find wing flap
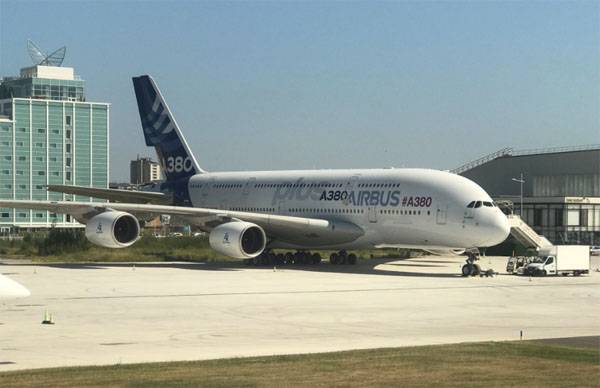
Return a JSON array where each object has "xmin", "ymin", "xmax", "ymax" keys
[{"xmin": 47, "ymin": 185, "xmax": 171, "ymax": 204}]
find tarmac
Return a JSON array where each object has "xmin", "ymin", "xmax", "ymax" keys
[{"xmin": 1, "ymin": 254, "xmax": 599, "ymax": 371}]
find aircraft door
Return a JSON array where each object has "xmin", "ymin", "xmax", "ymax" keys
[
  {"xmin": 243, "ymin": 177, "xmax": 256, "ymax": 196},
  {"xmin": 343, "ymin": 175, "xmax": 359, "ymax": 206},
  {"xmin": 201, "ymin": 178, "xmax": 215, "ymax": 198},
  {"xmin": 368, "ymin": 206, "xmax": 378, "ymax": 223},
  {"xmin": 436, "ymin": 203, "xmax": 448, "ymax": 225}
]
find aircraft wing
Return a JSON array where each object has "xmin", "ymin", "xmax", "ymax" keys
[
  {"xmin": 0, "ymin": 200, "xmax": 364, "ymax": 246},
  {"xmin": 47, "ymin": 185, "xmax": 171, "ymax": 204},
  {"xmin": 0, "ymin": 274, "xmax": 30, "ymax": 299}
]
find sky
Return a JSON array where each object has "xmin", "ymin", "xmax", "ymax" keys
[{"xmin": 0, "ymin": 1, "xmax": 598, "ymax": 182}]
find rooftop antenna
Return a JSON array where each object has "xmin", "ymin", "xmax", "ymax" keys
[{"xmin": 27, "ymin": 39, "xmax": 66, "ymax": 66}]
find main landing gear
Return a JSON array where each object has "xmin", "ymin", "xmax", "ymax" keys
[
  {"xmin": 329, "ymin": 250, "xmax": 357, "ymax": 265},
  {"xmin": 244, "ymin": 250, "xmax": 358, "ymax": 266}
]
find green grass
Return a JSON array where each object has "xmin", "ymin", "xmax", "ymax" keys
[
  {"xmin": 0, "ymin": 233, "xmax": 410, "ymax": 263},
  {"xmin": 1, "ymin": 341, "xmax": 598, "ymax": 387}
]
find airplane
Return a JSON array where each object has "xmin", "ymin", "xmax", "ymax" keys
[
  {"xmin": 0, "ymin": 75, "xmax": 510, "ymax": 271},
  {"xmin": 0, "ymin": 274, "xmax": 30, "ymax": 299}
]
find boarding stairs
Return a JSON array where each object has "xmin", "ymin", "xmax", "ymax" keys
[{"xmin": 507, "ymin": 215, "xmax": 553, "ymax": 249}]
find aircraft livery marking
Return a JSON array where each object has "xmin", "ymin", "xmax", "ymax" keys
[{"xmin": 263, "ymin": 178, "xmax": 435, "ymax": 207}]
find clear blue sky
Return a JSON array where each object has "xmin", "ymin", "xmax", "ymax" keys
[{"xmin": 1, "ymin": 1, "xmax": 598, "ymax": 181}]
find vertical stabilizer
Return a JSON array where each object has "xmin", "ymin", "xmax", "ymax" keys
[{"xmin": 132, "ymin": 75, "xmax": 204, "ymax": 181}]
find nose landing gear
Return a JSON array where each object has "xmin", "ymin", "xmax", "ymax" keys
[
  {"xmin": 461, "ymin": 249, "xmax": 495, "ymax": 277},
  {"xmin": 461, "ymin": 249, "xmax": 482, "ymax": 276}
]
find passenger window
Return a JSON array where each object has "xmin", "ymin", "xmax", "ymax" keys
[
  {"xmin": 467, "ymin": 201, "xmax": 475, "ymax": 208},
  {"xmin": 474, "ymin": 201, "xmax": 482, "ymax": 208}
]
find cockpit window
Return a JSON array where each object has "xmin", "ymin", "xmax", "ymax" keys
[
  {"xmin": 467, "ymin": 201, "xmax": 475, "ymax": 208},
  {"xmin": 483, "ymin": 201, "xmax": 493, "ymax": 207},
  {"xmin": 474, "ymin": 201, "xmax": 482, "ymax": 208}
]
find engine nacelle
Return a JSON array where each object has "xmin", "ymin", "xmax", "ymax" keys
[
  {"xmin": 209, "ymin": 222, "xmax": 266, "ymax": 259},
  {"xmin": 85, "ymin": 211, "xmax": 140, "ymax": 248}
]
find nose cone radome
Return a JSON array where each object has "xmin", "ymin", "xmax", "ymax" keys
[
  {"xmin": 482, "ymin": 212, "xmax": 511, "ymax": 247},
  {"xmin": 0, "ymin": 274, "xmax": 30, "ymax": 299}
]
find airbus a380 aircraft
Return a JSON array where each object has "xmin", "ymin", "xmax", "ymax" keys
[{"xmin": 0, "ymin": 75, "xmax": 510, "ymax": 267}]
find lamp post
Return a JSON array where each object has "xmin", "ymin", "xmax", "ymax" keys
[{"xmin": 511, "ymin": 173, "xmax": 525, "ymax": 217}]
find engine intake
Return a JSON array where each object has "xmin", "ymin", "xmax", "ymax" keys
[
  {"xmin": 209, "ymin": 222, "xmax": 266, "ymax": 259},
  {"xmin": 85, "ymin": 211, "xmax": 140, "ymax": 248}
]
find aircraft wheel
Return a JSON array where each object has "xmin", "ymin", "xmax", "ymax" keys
[
  {"xmin": 338, "ymin": 254, "xmax": 347, "ymax": 265},
  {"xmin": 347, "ymin": 253, "xmax": 357, "ymax": 265},
  {"xmin": 312, "ymin": 253, "xmax": 322, "ymax": 265},
  {"xmin": 284, "ymin": 252, "xmax": 294, "ymax": 265},
  {"xmin": 295, "ymin": 252, "xmax": 305, "ymax": 265},
  {"xmin": 330, "ymin": 253, "xmax": 339, "ymax": 265},
  {"xmin": 276, "ymin": 253, "xmax": 285, "ymax": 265},
  {"xmin": 471, "ymin": 264, "xmax": 481, "ymax": 276},
  {"xmin": 461, "ymin": 264, "xmax": 472, "ymax": 277}
]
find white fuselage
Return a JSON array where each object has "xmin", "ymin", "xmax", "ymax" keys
[{"xmin": 183, "ymin": 168, "xmax": 510, "ymax": 250}]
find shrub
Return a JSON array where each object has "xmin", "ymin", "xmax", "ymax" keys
[{"xmin": 36, "ymin": 228, "xmax": 91, "ymax": 256}]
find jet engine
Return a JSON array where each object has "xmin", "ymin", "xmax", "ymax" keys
[
  {"xmin": 85, "ymin": 211, "xmax": 141, "ymax": 248},
  {"xmin": 209, "ymin": 222, "xmax": 266, "ymax": 259}
]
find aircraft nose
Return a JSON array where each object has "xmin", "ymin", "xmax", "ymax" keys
[{"xmin": 487, "ymin": 212, "xmax": 511, "ymax": 246}]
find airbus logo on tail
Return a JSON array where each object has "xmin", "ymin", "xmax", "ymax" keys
[{"xmin": 144, "ymin": 96, "xmax": 175, "ymax": 135}]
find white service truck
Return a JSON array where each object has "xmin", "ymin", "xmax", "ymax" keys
[{"xmin": 525, "ymin": 245, "xmax": 590, "ymax": 277}]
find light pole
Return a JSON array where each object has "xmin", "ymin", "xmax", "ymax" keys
[{"xmin": 511, "ymin": 173, "xmax": 525, "ymax": 217}]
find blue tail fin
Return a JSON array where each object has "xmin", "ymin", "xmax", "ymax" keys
[{"xmin": 132, "ymin": 75, "xmax": 204, "ymax": 181}]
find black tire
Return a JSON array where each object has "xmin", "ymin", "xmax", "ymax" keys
[
  {"xmin": 284, "ymin": 252, "xmax": 294, "ymax": 265},
  {"xmin": 538, "ymin": 269, "xmax": 547, "ymax": 277},
  {"xmin": 462, "ymin": 264, "xmax": 472, "ymax": 277},
  {"xmin": 312, "ymin": 253, "xmax": 322, "ymax": 265},
  {"xmin": 471, "ymin": 264, "xmax": 481, "ymax": 276},
  {"xmin": 299, "ymin": 252, "xmax": 309, "ymax": 265},
  {"xmin": 276, "ymin": 253, "xmax": 285, "ymax": 265},
  {"xmin": 338, "ymin": 255, "xmax": 347, "ymax": 265},
  {"xmin": 347, "ymin": 253, "xmax": 357, "ymax": 265},
  {"xmin": 330, "ymin": 253, "xmax": 339, "ymax": 265}
]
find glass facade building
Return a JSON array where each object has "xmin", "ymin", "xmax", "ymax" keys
[{"xmin": 0, "ymin": 65, "xmax": 109, "ymax": 230}]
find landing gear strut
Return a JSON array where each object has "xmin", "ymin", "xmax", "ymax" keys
[{"xmin": 461, "ymin": 249, "xmax": 482, "ymax": 277}]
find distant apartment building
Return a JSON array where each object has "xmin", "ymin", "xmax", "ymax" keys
[
  {"xmin": 0, "ymin": 54, "xmax": 109, "ymax": 229},
  {"xmin": 130, "ymin": 156, "xmax": 162, "ymax": 185}
]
